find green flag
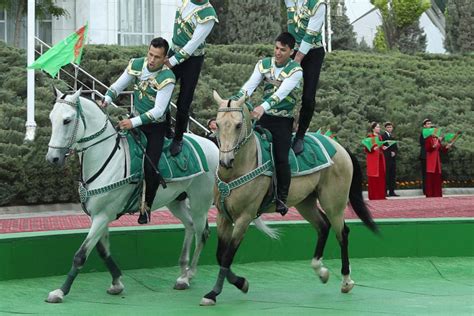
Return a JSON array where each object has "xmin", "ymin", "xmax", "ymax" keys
[
  {"xmin": 422, "ymin": 127, "xmax": 441, "ymax": 139},
  {"xmin": 444, "ymin": 131, "xmax": 462, "ymax": 143},
  {"xmin": 362, "ymin": 137, "xmax": 381, "ymax": 151},
  {"xmin": 382, "ymin": 140, "xmax": 397, "ymax": 148},
  {"xmin": 28, "ymin": 24, "xmax": 88, "ymax": 77}
]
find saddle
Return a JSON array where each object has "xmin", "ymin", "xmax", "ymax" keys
[
  {"xmin": 116, "ymin": 131, "xmax": 209, "ymax": 217},
  {"xmin": 254, "ymin": 128, "xmax": 337, "ymax": 214},
  {"xmin": 255, "ymin": 129, "xmax": 337, "ymax": 177}
]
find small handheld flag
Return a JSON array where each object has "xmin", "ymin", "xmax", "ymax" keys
[
  {"xmin": 422, "ymin": 127, "xmax": 441, "ymax": 139},
  {"xmin": 362, "ymin": 137, "xmax": 383, "ymax": 151},
  {"xmin": 444, "ymin": 131, "xmax": 462, "ymax": 144}
]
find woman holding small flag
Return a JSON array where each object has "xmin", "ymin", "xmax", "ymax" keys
[
  {"xmin": 363, "ymin": 122, "xmax": 386, "ymax": 200},
  {"xmin": 422, "ymin": 124, "xmax": 454, "ymax": 197}
]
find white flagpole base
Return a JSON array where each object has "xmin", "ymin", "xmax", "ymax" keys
[{"xmin": 24, "ymin": 122, "xmax": 37, "ymax": 142}]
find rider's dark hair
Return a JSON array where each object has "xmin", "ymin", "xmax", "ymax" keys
[
  {"xmin": 368, "ymin": 121, "xmax": 379, "ymax": 133},
  {"xmin": 275, "ymin": 32, "xmax": 296, "ymax": 50},
  {"xmin": 149, "ymin": 37, "xmax": 169, "ymax": 54}
]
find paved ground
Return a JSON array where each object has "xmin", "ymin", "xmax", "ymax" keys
[
  {"xmin": 0, "ymin": 257, "xmax": 472, "ymax": 315},
  {"xmin": 0, "ymin": 195, "xmax": 472, "ymax": 234}
]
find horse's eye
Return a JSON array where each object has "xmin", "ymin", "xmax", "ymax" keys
[
  {"xmin": 236, "ymin": 123, "xmax": 242, "ymax": 129},
  {"xmin": 63, "ymin": 119, "xmax": 72, "ymax": 125}
]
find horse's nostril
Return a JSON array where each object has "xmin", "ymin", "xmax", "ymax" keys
[{"xmin": 53, "ymin": 157, "xmax": 59, "ymax": 163}]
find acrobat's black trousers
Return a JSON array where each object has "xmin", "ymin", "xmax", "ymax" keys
[
  {"xmin": 295, "ymin": 47, "xmax": 325, "ymax": 139},
  {"xmin": 257, "ymin": 114, "xmax": 294, "ymax": 201},
  {"xmin": 170, "ymin": 55, "xmax": 205, "ymax": 141},
  {"xmin": 139, "ymin": 122, "xmax": 167, "ymax": 206}
]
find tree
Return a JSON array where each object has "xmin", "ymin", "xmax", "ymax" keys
[
  {"xmin": 398, "ymin": 22, "xmax": 427, "ymax": 54},
  {"xmin": 358, "ymin": 37, "xmax": 372, "ymax": 51},
  {"xmin": 225, "ymin": 0, "xmax": 282, "ymax": 44},
  {"xmin": 330, "ymin": 1, "xmax": 358, "ymax": 50},
  {"xmin": 444, "ymin": 0, "xmax": 474, "ymax": 53},
  {"xmin": 208, "ymin": 0, "xmax": 228, "ymax": 44},
  {"xmin": 0, "ymin": 0, "xmax": 69, "ymax": 47},
  {"xmin": 373, "ymin": 26, "xmax": 388, "ymax": 52},
  {"xmin": 370, "ymin": 0, "xmax": 431, "ymax": 52}
]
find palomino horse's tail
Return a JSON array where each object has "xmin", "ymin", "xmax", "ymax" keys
[
  {"xmin": 347, "ymin": 150, "xmax": 379, "ymax": 234},
  {"xmin": 253, "ymin": 218, "xmax": 280, "ymax": 239}
]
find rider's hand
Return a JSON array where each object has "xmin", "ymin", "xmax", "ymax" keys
[
  {"xmin": 252, "ymin": 106, "xmax": 265, "ymax": 120},
  {"xmin": 99, "ymin": 99, "xmax": 109, "ymax": 108},
  {"xmin": 118, "ymin": 119, "xmax": 133, "ymax": 130}
]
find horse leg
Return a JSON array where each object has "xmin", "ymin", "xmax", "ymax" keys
[
  {"xmin": 167, "ymin": 199, "xmax": 195, "ymax": 290},
  {"xmin": 95, "ymin": 228, "xmax": 124, "ymax": 295},
  {"xmin": 186, "ymin": 217, "xmax": 210, "ymax": 280},
  {"xmin": 319, "ymin": 191, "xmax": 354, "ymax": 293},
  {"xmin": 337, "ymin": 222, "xmax": 353, "ymax": 293},
  {"xmin": 46, "ymin": 213, "xmax": 111, "ymax": 303},
  {"xmin": 200, "ymin": 214, "xmax": 252, "ymax": 306},
  {"xmin": 295, "ymin": 194, "xmax": 331, "ymax": 283}
]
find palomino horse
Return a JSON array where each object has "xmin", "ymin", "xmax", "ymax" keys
[
  {"xmin": 200, "ymin": 91, "xmax": 379, "ymax": 306},
  {"xmin": 45, "ymin": 88, "xmax": 219, "ymax": 303}
]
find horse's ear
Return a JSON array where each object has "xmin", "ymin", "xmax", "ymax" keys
[
  {"xmin": 235, "ymin": 92, "xmax": 246, "ymax": 108},
  {"xmin": 213, "ymin": 90, "xmax": 225, "ymax": 107},
  {"xmin": 53, "ymin": 85, "xmax": 64, "ymax": 100},
  {"xmin": 71, "ymin": 87, "xmax": 82, "ymax": 100}
]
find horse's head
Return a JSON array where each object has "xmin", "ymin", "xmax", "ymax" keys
[
  {"xmin": 46, "ymin": 87, "xmax": 83, "ymax": 166},
  {"xmin": 214, "ymin": 90, "xmax": 252, "ymax": 169}
]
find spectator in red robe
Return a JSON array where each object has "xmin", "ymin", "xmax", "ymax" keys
[
  {"xmin": 424, "ymin": 128, "xmax": 452, "ymax": 197},
  {"xmin": 365, "ymin": 122, "xmax": 386, "ymax": 200}
]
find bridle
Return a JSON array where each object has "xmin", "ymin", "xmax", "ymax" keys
[
  {"xmin": 216, "ymin": 100, "xmax": 254, "ymax": 156},
  {"xmin": 48, "ymin": 97, "xmax": 114, "ymax": 153}
]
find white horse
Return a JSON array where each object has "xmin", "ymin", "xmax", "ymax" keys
[{"xmin": 45, "ymin": 87, "xmax": 219, "ymax": 303}]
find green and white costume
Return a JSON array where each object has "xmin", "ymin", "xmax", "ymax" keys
[
  {"xmin": 169, "ymin": 0, "xmax": 218, "ymax": 66},
  {"xmin": 105, "ymin": 57, "xmax": 176, "ymax": 127},
  {"xmin": 285, "ymin": 0, "xmax": 327, "ymax": 54},
  {"xmin": 237, "ymin": 57, "xmax": 303, "ymax": 118}
]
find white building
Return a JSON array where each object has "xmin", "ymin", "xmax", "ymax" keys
[{"xmin": 0, "ymin": 0, "xmax": 180, "ymax": 48}]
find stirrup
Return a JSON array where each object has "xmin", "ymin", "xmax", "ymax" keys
[{"xmin": 138, "ymin": 204, "xmax": 151, "ymax": 224}]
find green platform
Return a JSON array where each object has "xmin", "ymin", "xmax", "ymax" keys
[
  {"xmin": 0, "ymin": 257, "xmax": 472, "ymax": 315},
  {"xmin": 0, "ymin": 219, "xmax": 473, "ymax": 314}
]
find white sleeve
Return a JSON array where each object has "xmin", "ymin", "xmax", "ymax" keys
[
  {"xmin": 104, "ymin": 69, "xmax": 134, "ymax": 103},
  {"xmin": 299, "ymin": 4, "xmax": 326, "ymax": 55},
  {"xmin": 284, "ymin": 0, "xmax": 295, "ymax": 7},
  {"xmin": 169, "ymin": 20, "xmax": 215, "ymax": 66},
  {"xmin": 261, "ymin": 70, "xmax": 302, "ymax": 111},
  {"xmin": 130, "ymin": 83, "xmax": 175, "ymax": 128},
  {"xmin": 241, "ymin": 63, "xmax": 264, "ymax": 97}
]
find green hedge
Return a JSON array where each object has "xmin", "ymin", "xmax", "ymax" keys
[{"xmin": 0, "ymin": 42, "xmax": 473, "ymax": 206}]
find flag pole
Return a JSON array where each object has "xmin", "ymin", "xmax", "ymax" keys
[{"xmin": 25, "ymin": 0, "xmax": 36, "ymax": 142}]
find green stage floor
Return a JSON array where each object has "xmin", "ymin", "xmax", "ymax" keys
[{"xmin": 0, "ymin": 257, "xmax": 473, "ymax": 315}]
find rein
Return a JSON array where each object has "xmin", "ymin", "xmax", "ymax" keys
[
  {"xmin": 48, "ymin": 98, "xmax": 115, "ymax": 152},
  {"xmin": 216, "ymin": 106, "xmax": 254, "ymax": 155},
  {"xmin": 215, "ymin": 104, "xmax": 270, "ymax": 222}
]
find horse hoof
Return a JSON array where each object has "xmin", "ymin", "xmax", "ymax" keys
[
  {"xmin": 341, "ymin": 280, "xmax": 355, "ymax": 293},
  {"xmin": 200, "ymin": 297, "xmax": 216, "ymax": 306},
  {"xmin": 107, "ymin": 281, "xmax": 124, "ymax": 295},
  {"xmin": 240, "ymin": 279, "xmax": 249, "ymax": 293},
  {"xmin": 45, "ymin": 289, "xmax": 64, "ymax": 303},
  {"xmin": 319, "ymin": 267, "xmax": 329, "ymax": 284},
  {"xmin": 174, "ymin": 281, "xmax": 190, "ymax": 290}
]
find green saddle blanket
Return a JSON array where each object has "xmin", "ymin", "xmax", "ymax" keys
[
  {"xmin": 255, "ymin": 131, "xmax": 337, "ymax": 177},
  {"xmin": 124, "ymin": 131, "xmax": 209, "ymax": 182}
]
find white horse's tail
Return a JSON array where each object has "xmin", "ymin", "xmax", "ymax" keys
[{"xmin": 252, "ymin": 218, "xmax": 279, "ymax": 240}]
